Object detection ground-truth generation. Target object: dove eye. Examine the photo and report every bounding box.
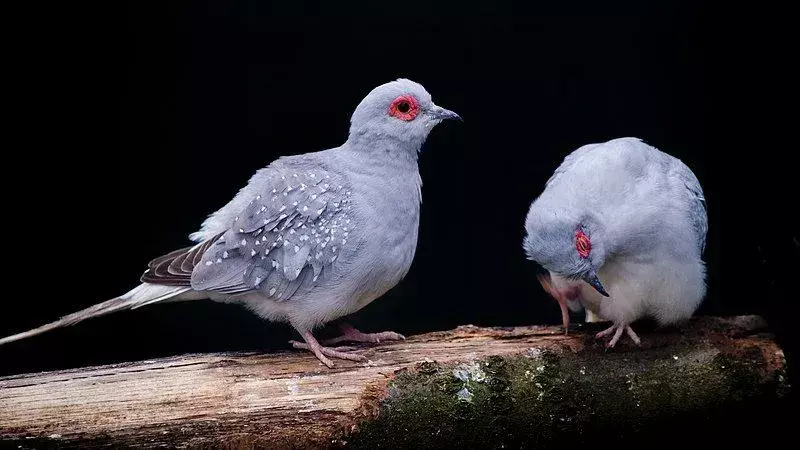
[389,95,419,121]
[575,229,591,259]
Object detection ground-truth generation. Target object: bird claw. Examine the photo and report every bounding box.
[322,324,406,346]
[595,324,641,349]
[290,330,368,368]
[289,341,357,352]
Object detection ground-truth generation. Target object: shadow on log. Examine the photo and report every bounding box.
[0,315,791,449]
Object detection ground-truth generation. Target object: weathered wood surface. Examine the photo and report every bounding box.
[0,315,790,449]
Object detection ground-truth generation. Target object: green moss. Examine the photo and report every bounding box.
[348,346,786,449]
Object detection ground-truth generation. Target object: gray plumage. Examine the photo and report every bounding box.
[523,137,707,347]
[0,78,461,366]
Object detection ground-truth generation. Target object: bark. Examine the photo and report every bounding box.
[0,315,790,449]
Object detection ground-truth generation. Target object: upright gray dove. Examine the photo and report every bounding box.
[0,78,461,367]
[523,137,707,348]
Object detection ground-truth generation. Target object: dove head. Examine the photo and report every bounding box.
[347,78,461,154]
[523,207,610,297]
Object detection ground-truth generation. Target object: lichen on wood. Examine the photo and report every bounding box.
[349,343,788,448]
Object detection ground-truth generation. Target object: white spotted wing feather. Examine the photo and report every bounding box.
[191,167,354,302]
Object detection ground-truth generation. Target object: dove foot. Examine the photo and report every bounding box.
[595,323,641,348]
[322,323,406,345]
[537,273,582,334]
[290,330,367,368]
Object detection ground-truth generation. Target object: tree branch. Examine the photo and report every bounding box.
[0,316,790,448]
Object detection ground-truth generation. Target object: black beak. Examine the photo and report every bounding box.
[583,268,609,297]
[431,106,462,121]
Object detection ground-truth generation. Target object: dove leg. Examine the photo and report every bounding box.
[606,325,625,348]
[290,330,367,368]
[595,324,618,340]
[624,326,641,345]
[322,323,406,345]
[536,273,586,335]
[537,273,571,333]
[595,323,642,348]
[555,297,570,335]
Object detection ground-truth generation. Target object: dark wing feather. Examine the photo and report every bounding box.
[140,234,224,286]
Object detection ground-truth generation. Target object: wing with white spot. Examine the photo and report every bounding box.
[190,167,355,301]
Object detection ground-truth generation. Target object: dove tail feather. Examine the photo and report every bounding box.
[0,284,191,346]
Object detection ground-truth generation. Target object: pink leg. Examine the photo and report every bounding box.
[625,326,642,345]
[537,274,570,334]
[557,300,570,335]
[595,324,618,339]
[322,323,406,346]
[595,323,642,348]
[606,325,625,348]
[289,330,367,368]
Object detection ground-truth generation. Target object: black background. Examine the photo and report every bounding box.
[1,0,795,442]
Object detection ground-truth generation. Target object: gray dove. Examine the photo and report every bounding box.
[0,78,461,367]
[523,137,707,348]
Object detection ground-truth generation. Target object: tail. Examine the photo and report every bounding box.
[0,284,192,346]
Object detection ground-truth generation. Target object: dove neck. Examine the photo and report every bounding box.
[345,131,422,165]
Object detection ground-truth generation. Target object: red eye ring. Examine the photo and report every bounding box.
[389,95,419,121]
[575,229,591,259]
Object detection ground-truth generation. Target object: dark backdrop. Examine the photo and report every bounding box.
[1,0,794,405]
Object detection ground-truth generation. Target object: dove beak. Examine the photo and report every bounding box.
[583,268,610,297]
[430,106,462,121]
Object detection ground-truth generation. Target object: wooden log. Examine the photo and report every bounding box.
[0,315,790,449]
